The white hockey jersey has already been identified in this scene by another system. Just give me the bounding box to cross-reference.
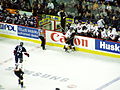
[97,19,105,28]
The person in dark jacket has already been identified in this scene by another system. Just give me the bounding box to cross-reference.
[58,9,67,33]
[38,27,46,50]
[14,42,29,68]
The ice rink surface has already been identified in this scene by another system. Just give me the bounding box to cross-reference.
[0,37,120,90]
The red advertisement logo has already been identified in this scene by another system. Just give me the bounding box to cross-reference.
[51,33,88,47]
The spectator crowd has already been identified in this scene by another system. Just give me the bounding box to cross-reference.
[0,10,37,27]
[66,19,120,42]
[0,0,120,42]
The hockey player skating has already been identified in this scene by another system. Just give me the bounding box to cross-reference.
[14,66,25,88]
[14,42,29,68]
[64,26,76,52]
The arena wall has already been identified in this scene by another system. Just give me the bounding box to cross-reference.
[0,22,120,58]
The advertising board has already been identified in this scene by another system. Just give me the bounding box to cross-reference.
[46,30,95,50]
[95,39,120,54]
[0,22,17,35]
[17,26,39,39]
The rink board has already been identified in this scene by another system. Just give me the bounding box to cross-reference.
[0,22,120,58]
[0,32,119,58]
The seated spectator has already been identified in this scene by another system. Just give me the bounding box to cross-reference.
[59,2,65,10]
[27,15,37,27]
[92,24,99,38]
[86,22,94,37]
[47,1,54,10]
[111,16,119,29]
[99,1,106,10]
[107,27,119,41]
[106,2,112,11]
[52,0,59,9]
[76,22,84,36]
[101,28,108,40]
[32,1,38,16]
[92,1,99,10]
[37,4,44,15]
[97,17,105,29]
[13,11,21,25]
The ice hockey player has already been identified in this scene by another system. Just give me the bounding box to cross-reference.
[38,26,46,50]
[14,66,24,88]
[13,42,29,68]
[64,26,76,52]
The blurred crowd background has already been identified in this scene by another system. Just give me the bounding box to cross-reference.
[0,0,120,42]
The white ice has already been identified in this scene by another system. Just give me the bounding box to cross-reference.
[0,37,120,90]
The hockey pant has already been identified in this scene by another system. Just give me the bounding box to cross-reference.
[39,36,46,50]
[15,56,23,68]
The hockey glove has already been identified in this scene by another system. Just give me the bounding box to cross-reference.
[13,50,16,55]
[24,53,29,57]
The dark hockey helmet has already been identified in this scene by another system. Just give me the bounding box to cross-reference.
[20,42,23,46]
[70,26,74,30]
[82,26,87,30]
[56,88,60,90]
